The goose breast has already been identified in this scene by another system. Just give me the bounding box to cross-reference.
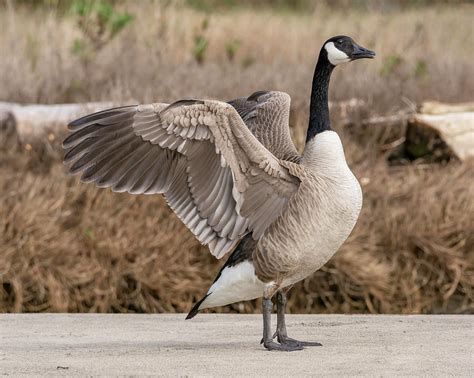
[252,131,362,286]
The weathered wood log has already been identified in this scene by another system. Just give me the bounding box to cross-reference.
[0,102,117,147]
[0,111,17,149]
[386,102,474,163]
[405,112,474,161]
[420,101,474,115]
[361,113,410,126]
[404,101,474,161]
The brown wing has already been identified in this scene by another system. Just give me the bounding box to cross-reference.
[63,100,300,258]
[228,91,301,163]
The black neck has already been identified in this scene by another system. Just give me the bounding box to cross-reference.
[306,51,334,142]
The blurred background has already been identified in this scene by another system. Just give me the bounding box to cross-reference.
[0,0,472,314]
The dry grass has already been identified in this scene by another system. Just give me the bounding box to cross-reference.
[0,1,473,314]
[1,142,472,314]
[2,2,473,110]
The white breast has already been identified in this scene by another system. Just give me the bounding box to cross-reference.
[279,131,362,286]
[302,131,363,229]
[302,130,354,174]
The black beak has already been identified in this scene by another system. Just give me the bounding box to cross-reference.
[351,42,376,60]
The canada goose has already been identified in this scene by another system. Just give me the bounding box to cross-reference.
[63,35,375,351]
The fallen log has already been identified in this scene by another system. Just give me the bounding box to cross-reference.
[405,112,474,161]
[0,111,17,148]
[366,101,474,163]
[420,101,474,115]
[0,102,117,148]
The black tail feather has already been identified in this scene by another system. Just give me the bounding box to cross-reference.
[185,293,210,320]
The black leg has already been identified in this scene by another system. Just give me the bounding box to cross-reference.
[262,298,303,351]
[274,291,322,347]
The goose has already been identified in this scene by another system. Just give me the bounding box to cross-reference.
[63,35,375,351]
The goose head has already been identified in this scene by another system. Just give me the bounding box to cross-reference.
[307,36,375,141]
[323,35,375,66]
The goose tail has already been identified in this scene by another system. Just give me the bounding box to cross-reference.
[186,294,210,320]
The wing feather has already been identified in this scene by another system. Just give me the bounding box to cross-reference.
[63,98,300,258]
[228,91,300,163]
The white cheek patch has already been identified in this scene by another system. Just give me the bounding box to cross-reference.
[325,42,350,65]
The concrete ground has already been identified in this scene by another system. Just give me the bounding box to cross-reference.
[0,314,472,376]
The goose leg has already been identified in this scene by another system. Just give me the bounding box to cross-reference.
[262,298,303,351]
[274,291,322,347]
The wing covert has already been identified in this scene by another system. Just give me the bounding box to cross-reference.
[228,91,300,163]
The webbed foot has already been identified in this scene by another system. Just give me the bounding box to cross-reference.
[263,340,304,352]
[273,331,322,347]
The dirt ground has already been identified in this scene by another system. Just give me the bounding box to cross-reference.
[1,314,472,376]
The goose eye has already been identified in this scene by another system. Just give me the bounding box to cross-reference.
[337,39,343,44]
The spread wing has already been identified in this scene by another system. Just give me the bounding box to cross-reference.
[228,91,300,163]
[63,99,300,258]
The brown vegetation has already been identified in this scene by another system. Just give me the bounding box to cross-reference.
[0,1,473,314]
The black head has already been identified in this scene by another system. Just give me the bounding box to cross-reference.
[322,35,375,66]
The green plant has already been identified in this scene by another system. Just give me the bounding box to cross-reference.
[380,54,403,76]
[192,18,210,64]
[193,36,209,64]
[71,0,133,57]
[241,55,256,68]
[225,39,241,62]
[71,38,86,56]
[414,59,428,78]
[84,227,94,239]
